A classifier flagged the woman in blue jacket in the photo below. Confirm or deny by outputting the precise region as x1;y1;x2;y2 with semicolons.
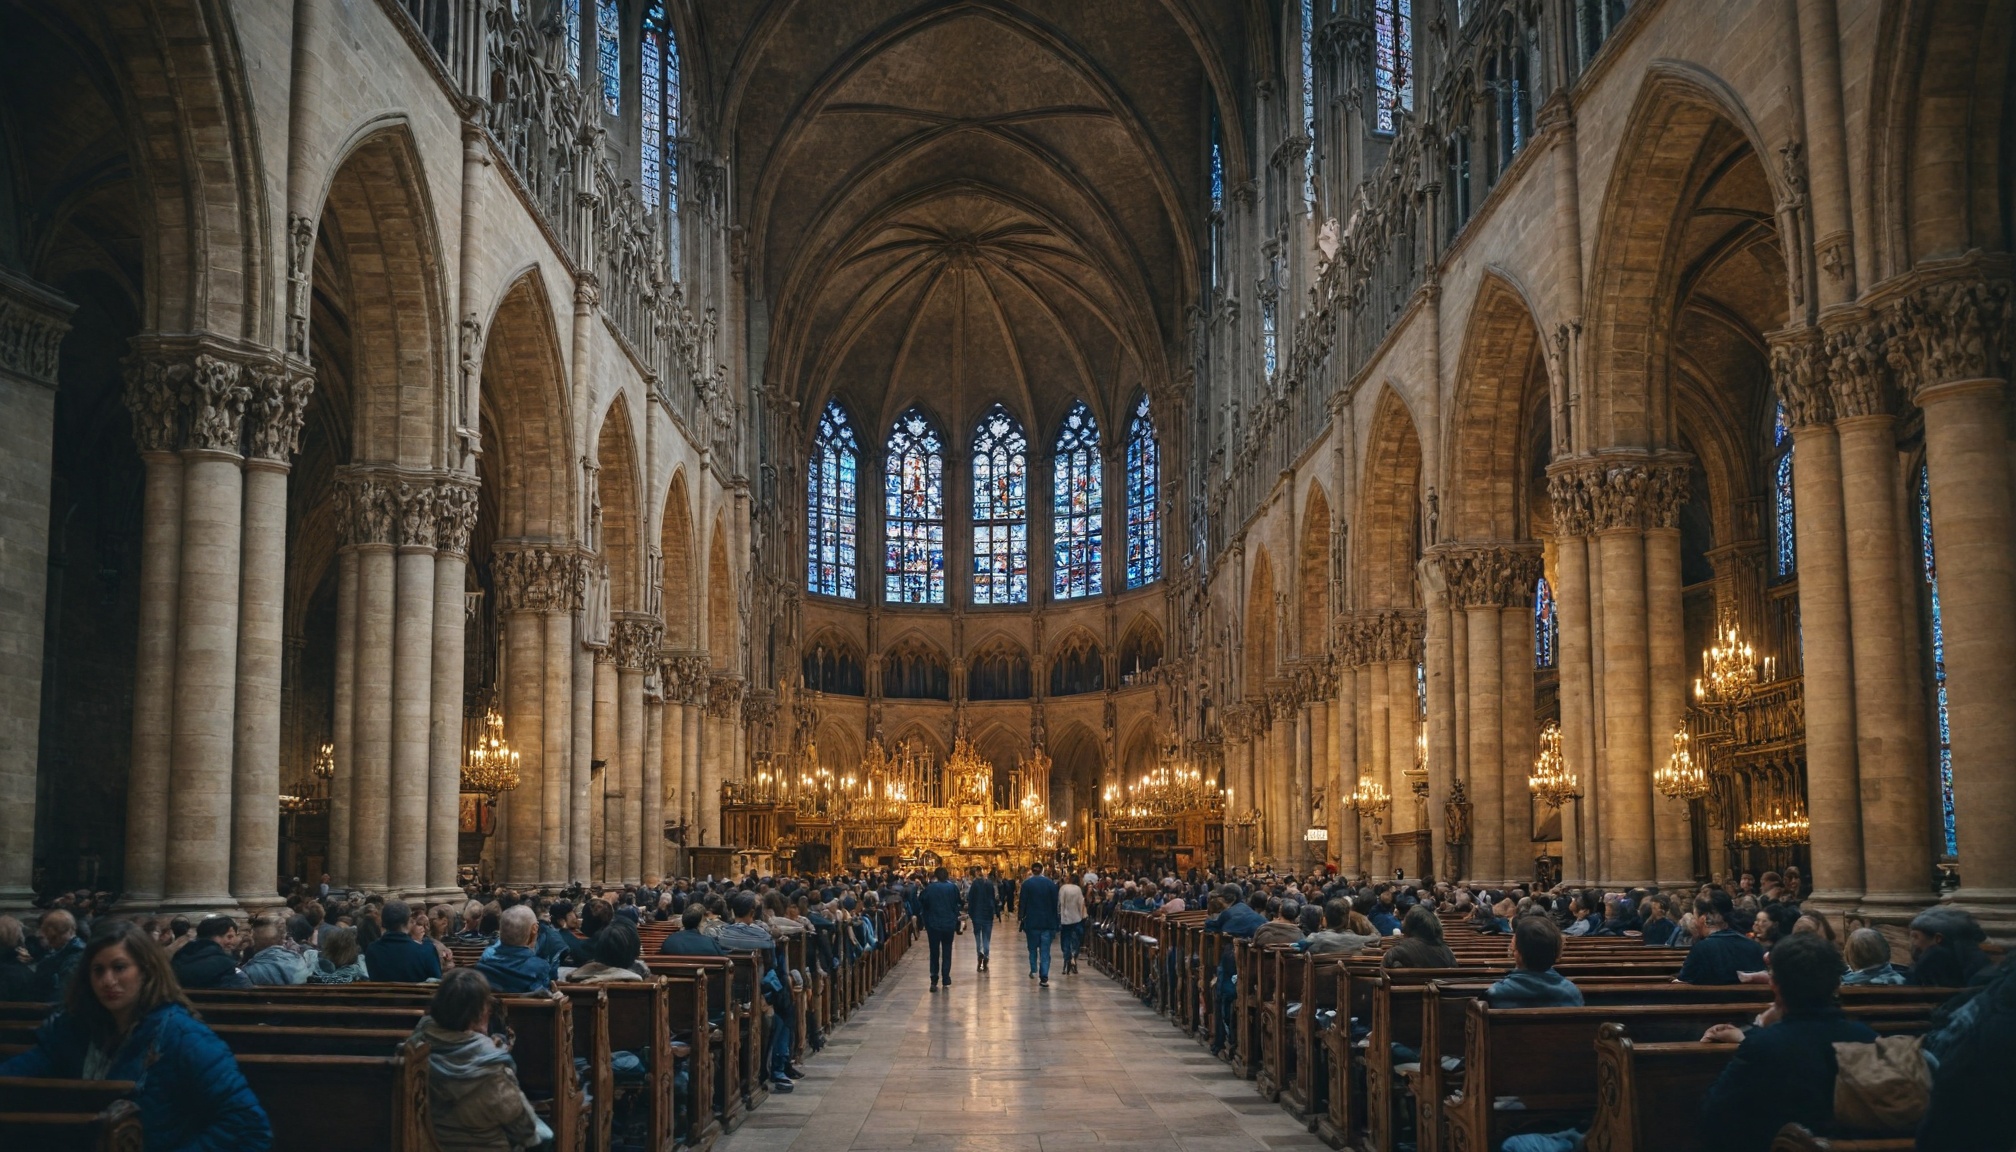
0;920;272;1151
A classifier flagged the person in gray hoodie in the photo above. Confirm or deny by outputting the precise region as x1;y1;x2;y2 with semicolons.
241;915;309;985
1484;914;1584;1008
413;968;544;1152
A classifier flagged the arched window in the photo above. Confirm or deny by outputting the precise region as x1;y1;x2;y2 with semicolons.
806;401;859;599
1125;394;1160;587
971;405;1029;605
1917;465;1957;857
1262;297;1279;380
802;635;865;696
1300;0;1317;210
1049;634;1105;697
1772;400;1795;577
1534;576;1557;668
1052;402;1103;599
561;0;582;80
1373;0;1413;134
967;641;1031;701
640;6;681;222
596;0;621;115
885;408;946;604
1209;106;1224;290
883;639;951;700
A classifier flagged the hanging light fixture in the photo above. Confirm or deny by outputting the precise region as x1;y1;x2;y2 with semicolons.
461;706;523;796
1655;724;1711;800
1528;719;1578;808
1695;606;1759;706
312;741;335;781
1346;774;1391;818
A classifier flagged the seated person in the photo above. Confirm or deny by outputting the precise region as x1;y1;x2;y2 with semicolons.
1700;932;1877;1152
364;901;442;983
1484;915;1584;1008
412;968;545;1151
1303;898;1380;955
241;914;308;985
1252;899;1305;949
1840;928;1905;986
475;906;556;994
171;915;252;990
1906;906;1989;987
660;904;729;956
1367;890;1402;936
1638;894;1680;947
1;921;272;1149
1383;905;1457;969
308;925;370;983
1676;889;1766;985
562;921;647;983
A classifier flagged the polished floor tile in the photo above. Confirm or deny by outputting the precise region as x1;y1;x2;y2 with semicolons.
715;933;1292;1152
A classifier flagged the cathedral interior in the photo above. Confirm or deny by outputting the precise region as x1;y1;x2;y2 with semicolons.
0;0;2010;938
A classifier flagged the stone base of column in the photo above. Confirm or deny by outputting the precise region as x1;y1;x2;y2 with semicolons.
1803;892;1864;936
408;886;469;905
1932;890;2016;946
0;885;38;912
154;895;246;920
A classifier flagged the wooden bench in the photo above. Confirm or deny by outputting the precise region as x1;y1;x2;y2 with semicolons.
1768;1125;1914;1152
0;1077;142;1152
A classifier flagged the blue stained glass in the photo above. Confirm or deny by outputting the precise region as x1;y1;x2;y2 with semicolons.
562;0;582;81
1373;0;1412;134
1052;402;1103;599
971;405;1029;605
1125;394;1161;588
1210;114;1224;211
641;25;662;208
1302;0;1317;209
597;0;620;115
1919;466;1957;857
807;401;860;599
885;408;946;604
1262;298;1278;379
1416;661;1427;718
1534;576;1557;668
1774;399;1791;447
1775;452;1796;577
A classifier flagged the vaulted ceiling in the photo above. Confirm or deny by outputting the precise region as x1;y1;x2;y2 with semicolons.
690;0;1253;447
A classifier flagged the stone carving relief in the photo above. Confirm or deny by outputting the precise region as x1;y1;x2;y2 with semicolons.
1435;546;1545;609
335;474;398;548
435;478;480;557
611;614;665;671
1882;275;2011;397
396;482;437;549
1822;317;1888;419
183;354;253;453
0;273;73;387
492;546;588;614
1769;329;1831;428
245;362;315;462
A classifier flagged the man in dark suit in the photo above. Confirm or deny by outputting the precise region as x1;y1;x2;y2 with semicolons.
361;901;440;983
658;904;728;956
1018;862;1061;986
920;867;963;992
1677;889;1767;985
966;868;998;972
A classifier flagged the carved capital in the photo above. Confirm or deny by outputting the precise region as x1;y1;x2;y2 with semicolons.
245;361;315;461
396;481;437;549
1434;545;1545;608
334;472;398;547
1768;328;1832;428
611;613;665;670
183;354;252;453
1821;315;1890;419
0;268;75;388
1882;274;2012;397
435;478;480;557
708;675;745;718
1345;610;1423;666
492;546;587;613
122;355;188;455
1545;466;1594;538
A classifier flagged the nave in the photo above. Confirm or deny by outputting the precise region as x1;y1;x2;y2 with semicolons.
717;932;1307;1152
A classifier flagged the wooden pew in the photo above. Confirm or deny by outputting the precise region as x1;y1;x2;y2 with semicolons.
235;1035;434;1152
0;1097;143;1151
658;970;719;1152
555;986;614;1152
645;956;744;1133
1768;1125;1914;1152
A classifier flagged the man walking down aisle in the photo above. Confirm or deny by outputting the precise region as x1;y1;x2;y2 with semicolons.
1019;862;1060;986
967;867;998;971
920;867;963;993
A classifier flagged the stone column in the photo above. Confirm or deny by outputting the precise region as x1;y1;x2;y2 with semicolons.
1771;332;1865;911
1385;660;1417;841
164;355;253;912
680;667;701;841
1294;700;1314;869
1424;596;1457;881
613;614;661;884
699;678;733;847
1500;602;1537;886
1586;465;1656;890
389;482;438;895
1353;661;1374;875
1333;662;1357;875
0;271;71;907
1270;692;1295;868
1890;277;2016;923
491;547;576;889
541;607;575;889
428;481;477;896
1367;657;1391;877
328;549;358;885
1645;506;1691;887
120;352;184;905
570;634;593;883
344;475;398;893
652;686;679;881
1819;319;1933;915
1464;603;1503;885
643;692;664;883
1307;697;1330;869
592;652;616;877
231;361;313;907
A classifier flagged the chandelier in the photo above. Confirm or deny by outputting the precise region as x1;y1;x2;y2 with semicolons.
461;706;522;796
1528;719;1578;808
1109;742;1216;826
312;741;335;781
1346;774;1391;818
1738;800;1811;848
1695;607;1761;706
1655;725;1711;800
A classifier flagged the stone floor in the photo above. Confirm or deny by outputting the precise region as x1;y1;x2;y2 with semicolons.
716;933;1326;1152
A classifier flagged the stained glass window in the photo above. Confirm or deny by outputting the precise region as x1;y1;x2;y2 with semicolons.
1125;394;1161;588
1210;116;1225;211
1373;0;1413;135
807;401;859;599
1918;466;1957;857
597;0;621;115
1773;401;1795;577
1262;297;1279;379
1052;402;1103;599
1534;576;1557;668
971;404;1029;606
1301;0;1318;210
561;0;581;80
641;7;664;208
884;408;946;604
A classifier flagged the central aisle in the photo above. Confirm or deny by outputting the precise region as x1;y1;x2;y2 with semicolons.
715;929;1324;1152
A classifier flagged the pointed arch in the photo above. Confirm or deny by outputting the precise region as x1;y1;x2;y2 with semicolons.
707;509;735;669
884;405;947;604
1245;548;1278;697
1047;627;1105;696
317;124;451;469
1052;399;1104;598
807;399;861;598
1298;482;1333;654
660;468;696;646
1446;273;1548;541
1119;719;1161;785
1048;720;1104;817
593;395;644;612
1124;391;1162;587
966;635;1032;700
882;633;951;700
1358;387;1424;610
802;627;865;695
971;403;1031;605
814;718;863;778
1118;614;1165;683
477;271;574;539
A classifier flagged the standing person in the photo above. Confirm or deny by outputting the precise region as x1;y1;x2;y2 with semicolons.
1019;861;1061;986
920;867;963;993
0;922;273;1149
1057;872;1087;975
967;868;998;972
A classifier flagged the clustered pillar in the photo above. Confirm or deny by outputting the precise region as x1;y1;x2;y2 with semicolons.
480;546;585;890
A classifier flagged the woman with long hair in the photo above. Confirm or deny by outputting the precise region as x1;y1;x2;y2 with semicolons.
0;921;272;1149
